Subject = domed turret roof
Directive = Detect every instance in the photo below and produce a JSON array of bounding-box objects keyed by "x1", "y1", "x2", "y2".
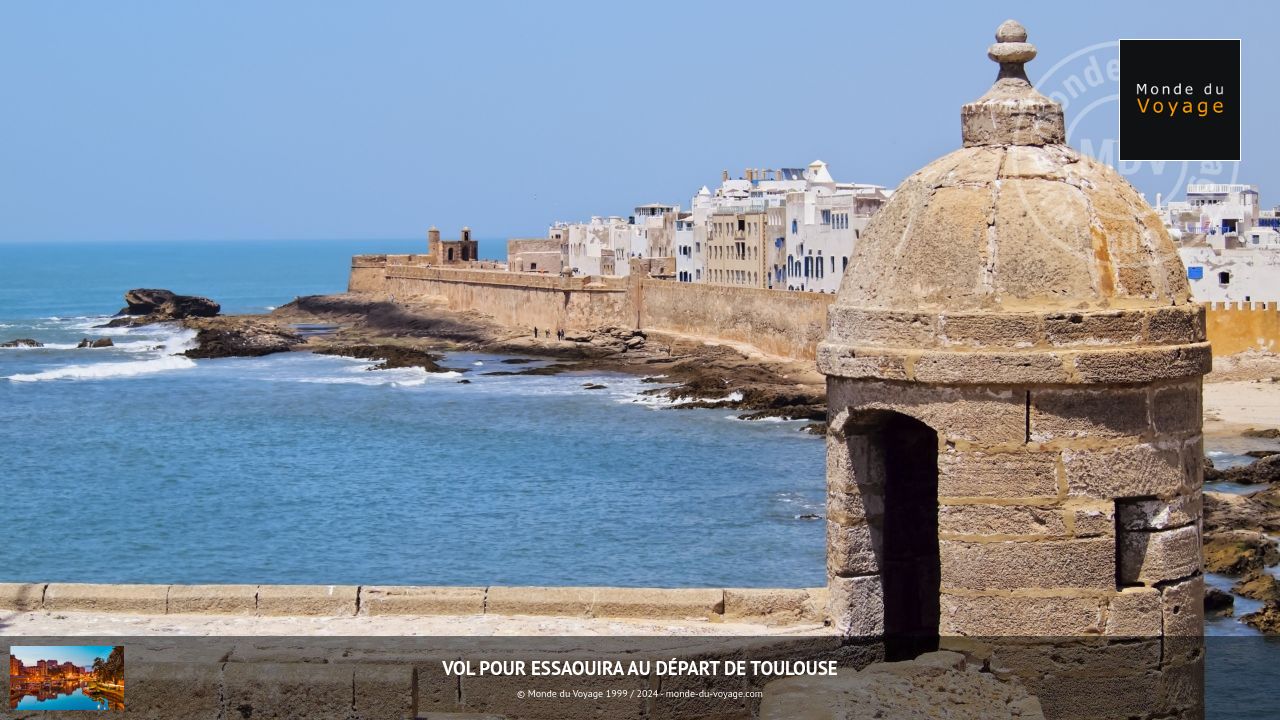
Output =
[{"x1": 836, "y1": 20, "x2": 1190, "y2": 313}]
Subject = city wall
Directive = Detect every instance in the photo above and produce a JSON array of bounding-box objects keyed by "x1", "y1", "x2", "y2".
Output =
[
  {"x1": 350, "y1": 257, "x2": 835, "y2": 360},
  {"x1": 1205, "y1": 301, "x2": 1280, "y2": 355}
]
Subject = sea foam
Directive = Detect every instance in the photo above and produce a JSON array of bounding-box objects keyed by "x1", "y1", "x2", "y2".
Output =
[{"x1": 6, "y1": 355, "x2": 197, "y2": 382}]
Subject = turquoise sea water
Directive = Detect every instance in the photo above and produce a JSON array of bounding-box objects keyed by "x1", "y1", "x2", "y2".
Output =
[{"x1": 0, "y1": 240, "x2": 827, "y2": 588}]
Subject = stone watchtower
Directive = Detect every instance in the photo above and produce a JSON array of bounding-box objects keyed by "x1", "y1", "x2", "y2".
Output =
[{"x1": 817, "y1": 19, "x2": 1209, "y2": 662}]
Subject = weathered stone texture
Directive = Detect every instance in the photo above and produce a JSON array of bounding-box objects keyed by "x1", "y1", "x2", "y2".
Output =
[
  {"x1": 722, "y1": 588, "x2": 827, "y2": 624},
  {"x1": 255, "y1": 584, "x2": 359, "y2": 617},
  {"x1": 1030, "y1": 387, "x2": 1150, "y2": 441},
  {"x1": 940, "y1": 594, "x2": 1104, "y2": 635},
  {"x1": 0, "y1": 582, "x2": 45, "y2": 611},
  {"x1": 828, "y1": 575, "x2": 884, "y2": 636},
  {"x1": 359, "y1": 585, "x2": 487, "y2": 616},
  {"x1": 42, "y1": 583, "x2": 169, "y2": 614},
  {"x1": 827, "y1": 520, "x2": 879, "y2": 576},
  {"x1": 938, "y1": 503, "x2": 1066, "y2": 537},
  {"x1": 1118, "y1": 525, "x2": 1202, "y2": 586},
  {"x1": 938, "y1": 449, "x2": 1060, "y2": 499},
  {"x1": 940, "y1": 538, "x2": 1114, "y2": 590},
  {"x1": 1117, "y1": 494, "x2": 1200, "y2": 531},
  {"x1": 1104, "y1": 587, "x2": 1163, "y2": 636},
  {"x1": 168, "y1": 584, "x2": 257, "y2": 615},
  {"x1": 830, "y1": 381, "x2": 1026, "y2": 444},
  {"x1": 1063, "y1": 443, "x2": 1191, "y2": 499}
]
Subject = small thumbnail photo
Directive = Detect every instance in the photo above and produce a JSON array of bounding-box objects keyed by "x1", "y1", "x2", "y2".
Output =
[{"x1": 9, "y1": 646, "x2": 124, "y2": 711}]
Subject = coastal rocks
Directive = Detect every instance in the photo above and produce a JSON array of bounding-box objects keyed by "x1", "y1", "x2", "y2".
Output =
[
  {"x1": 582, "y1": 383, "x2": 608, "y2": 390},
  {"x1": 182, "y1": 317, "x2": 304, "y2": 359},
  {"x1": 1204, "y1": 489, "x2": 1280, "y2": 534},
  {"x1": 76, "y1": 337, "x2": 114, "y2": 348},
  {"x1": 1232, "y1": 571, "x2": 1280, "y2": 602},
  {"x1": 119, "y1": 288, "x2": 221, "y2": 320},
  {"x1": 1202, "y1": 530, "x2": 1280, "y2": 575},
  {"x1": 1212, "y1": 454, "x2": 1280, "y2": 485},
  {"x1": 1242, "y1": 601, "x2": 1280, "y2": 633},
  {"x1": 1205, "y1": 588, "x2": 1235, "y2": 616},
  {"x1": 0, "y1": 338, "x2": 43, "y2": 347},
  {"x1": 1243, "y1": 427, "x2": 1280, "y2": 439},
  {"x1": 314, "y1": 344, "x2": 449, "y2": 372}
]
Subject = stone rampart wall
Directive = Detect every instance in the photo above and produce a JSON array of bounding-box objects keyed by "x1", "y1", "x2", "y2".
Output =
[{"x1": 1205, "y1": 301, "x2": 1280, "y2": 355}]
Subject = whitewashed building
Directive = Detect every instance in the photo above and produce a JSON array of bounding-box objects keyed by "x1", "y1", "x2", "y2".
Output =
[{"x1": 1157, "y1": 184, "x2": 1280, "y2": 302}]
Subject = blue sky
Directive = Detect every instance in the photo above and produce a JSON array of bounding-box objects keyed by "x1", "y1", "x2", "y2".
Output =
[
  {"x1": 11, "y1": 645, "x2": 115, "y2": 668},
  {"x1": 1, "y1": 1, "x2": 1275, "y2": 242}
]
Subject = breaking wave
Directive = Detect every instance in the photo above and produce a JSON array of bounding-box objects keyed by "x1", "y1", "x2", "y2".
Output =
[{"x1": 7, "y1": 355, "x2": 198, "y2": 382}]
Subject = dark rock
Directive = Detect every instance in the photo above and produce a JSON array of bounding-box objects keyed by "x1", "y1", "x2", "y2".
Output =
[
  {"x1": 118, "y1": 288, "x2": 220, "y2": 321},
  {"x1": 1246, "y1": 450, "x2": 1280, "y2": 459},
  {"x1": 1242, "y1": 600, "x2": 1280, "y2": 633},
  {"x1": 183, "y1": 318, "x2": 303, "y2": 359},
  {"x1": 1205, "y1": 588, "x2": 1235, "y2": 616},
  {"x1": 314, "y1": 344, "x2": 447, "y2": 372},
  {"x1": 0, "y1": 338, "x2": 43, "y2": 348},
  {"x1": 75, "y1": 337, "x2": 112, "y2": 348},
  {"x1": 1204, "y1": 490, "x2": 1280, "y2": 534},
  {"x1": 801, "y1": 422, "x2": 828, "y2": 436},
  {"x1": 582, "y1": 383, "x2": 608, "y2": 390},
  {"x1": 1204, "y1": 456, "x2": 1224, "y2": 483},
  {"x1": 1203, "y1": 530, "x2": 1280, "y2": 575},
  {"x1": 481, "y1": 365, "x2": 568, "y2": 377},
  {"x1": 500, "y1": 358, "x2": 537, "y2": 364},
  {"x1": 796, "y1": 514, "x2": 822, "y2": 521},
  {"x1": 457, "y1": 379, "x2": 472, "y2": 384},
  {"x1": 1243, "y1": 428, "x2": 1280, "y2": 439}
]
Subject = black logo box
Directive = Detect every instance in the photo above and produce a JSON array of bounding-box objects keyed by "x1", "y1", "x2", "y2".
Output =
[{"x1": 1119, "y1": 39, "x2": 1241, "y2": 162}]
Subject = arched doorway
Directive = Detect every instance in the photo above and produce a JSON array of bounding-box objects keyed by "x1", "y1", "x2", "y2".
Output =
[{"x1": 838, "y1": 410, "x2": 940, "y2": 660}]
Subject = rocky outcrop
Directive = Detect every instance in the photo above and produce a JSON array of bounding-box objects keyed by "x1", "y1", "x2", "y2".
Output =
[
  {"x1": 1205, "y1": 587, "x2": 1235, "y2": 616},
  {"x1": 313, "y1": 344, "x2": 450, "y2": 372},
  {"x1": 0, "y1": 338, "x2": 43, "y2": 348},
  {"x1": 76, "y1": 337, "x2": 114, "y2": 348},
  {"x1": 118, "y1": 288, "x2": 220, "y2": 320},
  {"x1": 1242, "y1": 601, "x2": 1280, "y2": 633},
  {"x1": 1209, "y1": 455, "x2": 1280, "y2": 485},
  {"x1": 1203, "y1": 530, "x2": 1280, "y2": 575},
  {"x1": 182, "y1": 317, "x2": 303, "y2": 359},
  {"x1": 1204, "y1": 489, "x2": 1280, "y2": 534},
  {"x1": 1232, "y1": 571, "x2": 1280, "y2": 602}
]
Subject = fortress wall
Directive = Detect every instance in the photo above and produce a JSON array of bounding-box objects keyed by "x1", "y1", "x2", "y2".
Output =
[
  {"x1": 382, "y1": 264, "x2": 629, "y2": 331},
  {"x1": 1205, "y1": 301, "x2": 1280, "y2": 355},
  {"x1": 637, "y1": 279, "x2": 835, "y2": 360},
  {"x1": 351, "y1": 258, "x2": 834, "y2": 360}
]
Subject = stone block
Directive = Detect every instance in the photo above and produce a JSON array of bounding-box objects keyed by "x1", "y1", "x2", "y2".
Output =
[
  {"x1": 1068, "y1": 502, "x2": 1115, "y2": 537},
  {"x1": 1146, "y1": 304, "x2": 1205, "y2": 344},
  {"x1": 722, "y1": 588, "x2": 826, "y2": 624},
  {"x1": 828, "y1": 575, "x2": 884, "y2": 637},
  {"x1": 827, "y1": 520, "x2": 879, "y2": 576},
  {"x1": 1044, "y1": 310, "x2": 1143, "y2": 346},
  {"x1": 42, "y1": 583, "x2": 169, "y2": 614},
  {"x1": 167, "y1": 584, "x2": 257, "y2": 614},
  {"x1": 125, "y1": 662, "x2": 225, "y2": 720},
  {"x1": 938, "y1": 449, "x2": 1061, "y2": 499},
  {"x1": 911, "y1": 350, "x2": 1071, "y2": 385},
  {"x1": 940, "y1": 593, "x2": 1104, "y2": 635},
  {"x1": 1116, "y1": 494, "x2": 1200, "y2": 531},
  {"x1": 938, "y1": 503, "x2": 1066, "y2": 538},
  {"x1": 0, "y1": 582, "x2": 45, "y2": 611},
  {"x1": 1063, "y1": 443, "x2": 1191, "y2": 499},
  {"x1": 826, "y1": 307, "x2": 939, "y2": 348},
  {"x1": 940, "y1": 538, "x2": 1114, "y2": 590},
  {"x1": 815, "y1": 346, "x2": 911, "y2": 380},
  {"x1": 1161, "y1": 574, "x2": 1205, "y2": 638},
  {"x1": 359, "y1": 586, "x2": 487, "y2": 616},
  {"x1": 222, "y1": 662, "x2": 354, "y2": 720},
  {"x1": 255, "y1": 584, "x2": 359, "y2": 616},
  {"x1": 1152, "y1": 381, "x2": 1203, "y2": 435},
  {"x1": 1029, "y1": 387, "x2": 1150, "y2": 441},
  {"x1": 353, "y1": 664, "x2": 416, "y2": 720},
  {"x1": 591, "y1": 587, "x2": 724, "y2": 619},
  {"x1": 1118, "y1": 525, "x2": 1201, "y2": 586},
  {"x1": 1104, "y1": 587, "x2": 1162, "y2": 636},
  {"x1": 939, "y1": 312, "x2": 1042, "y2": 348},
  {"x1": 1071, "y1": 344, "x2": 1212, "y2": 384}
]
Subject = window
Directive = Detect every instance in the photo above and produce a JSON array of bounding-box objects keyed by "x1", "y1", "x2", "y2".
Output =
[
  {"x1": 791, "y1": 219, "x2": 798, "y2": 235},
  {"x1": 1218, "y1": 271, "x2": 1231, "y2": 285},
  {"x1": 1187, "y1": 266, "x2": 1203, "y2": 280}
]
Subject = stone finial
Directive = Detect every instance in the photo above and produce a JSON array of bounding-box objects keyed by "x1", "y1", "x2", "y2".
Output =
[
  {"x1": 988, "y1": 20, "x2": 1036, "y2": 80},
  {"x1": 961, "y1": 20, "x2": 1064, "y2": 147}
]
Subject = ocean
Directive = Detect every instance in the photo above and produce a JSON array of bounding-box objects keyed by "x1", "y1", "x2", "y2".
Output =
[{"x1": 0, "y1": 240, "x2": 827, "y2": 588}]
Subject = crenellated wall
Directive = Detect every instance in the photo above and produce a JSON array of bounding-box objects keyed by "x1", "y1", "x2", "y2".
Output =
[{"x1": 1205, "y1": 301, "x2": 1280, "y2": 355}]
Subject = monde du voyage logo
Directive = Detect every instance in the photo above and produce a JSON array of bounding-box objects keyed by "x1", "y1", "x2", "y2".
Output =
[{"x1": 1119, "y1": 39, "x2": 1241, "y2": 161}]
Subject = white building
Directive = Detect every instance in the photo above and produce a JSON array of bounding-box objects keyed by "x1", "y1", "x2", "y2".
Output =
[
  {"x1": 1158, "y1": 184, "x2": 1280, "y2": 302},
  {"x1": 781, "y1": 161, "x2": 890, "y2": 293}
]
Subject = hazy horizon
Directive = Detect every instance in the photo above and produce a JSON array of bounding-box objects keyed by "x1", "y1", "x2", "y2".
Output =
[{"x1": 2, "y1": 1, "x2": 1275, "y2": 243}]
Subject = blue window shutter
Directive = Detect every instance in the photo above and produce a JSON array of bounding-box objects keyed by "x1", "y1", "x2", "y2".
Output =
[{"x1": 1187, "y1": 266, "x2": 1203, "y2": 280}]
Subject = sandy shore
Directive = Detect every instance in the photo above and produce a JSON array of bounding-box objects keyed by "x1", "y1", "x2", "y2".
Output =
[
  {"x1": 0, "y1": 610, "x2": 828, "y2": 637},
  {"x1": 1204, "y1": 380, "x2": 1280, "y2": 437}
]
